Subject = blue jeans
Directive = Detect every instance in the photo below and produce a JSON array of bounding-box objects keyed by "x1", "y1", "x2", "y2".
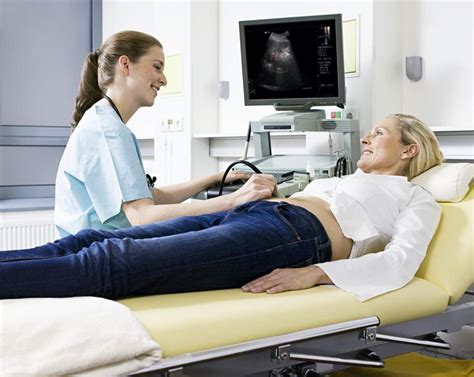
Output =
[{"x1": 0, "y1": 201, "x2": 331, "y2": 299}]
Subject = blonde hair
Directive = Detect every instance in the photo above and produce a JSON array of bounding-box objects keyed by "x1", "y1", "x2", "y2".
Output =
[
  {"x1": 71, "y1": 31, "x2": 163, "y2": 130},
  {"x1": 388, "y1": 114, "x2": 444, "y2": 179}
]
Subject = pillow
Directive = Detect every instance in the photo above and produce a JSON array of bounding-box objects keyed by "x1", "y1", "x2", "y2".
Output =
[{"x1": 412, "y1": 163, "x2": 474, "y2": 202}]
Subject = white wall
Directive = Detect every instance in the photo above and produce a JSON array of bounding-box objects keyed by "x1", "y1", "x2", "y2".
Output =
[
  {"x1": 189, "y1": 1, "x2": 220, "y2": 180},
  {"x1": 401, "y1": 1, "x2": 473, "y2": 129},
  {"x1": 371, "y1": 0, "x2": 473, "y2": 130},
  {"x1": 372, "y1": 0, "x2": 403, "y2": 123}
]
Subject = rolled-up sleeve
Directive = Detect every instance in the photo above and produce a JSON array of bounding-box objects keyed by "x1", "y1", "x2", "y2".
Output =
[{"x1": 318, "y1": 187, "x2": 441, "y2": 301}]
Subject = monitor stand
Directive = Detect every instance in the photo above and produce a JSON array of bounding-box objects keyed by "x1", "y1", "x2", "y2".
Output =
[
  {"x1": 273, "y1": 101, "x2": 326, "y2": 116},
  {"x1": 271, "y1": 102, "x2": 326, "y2": 122}
]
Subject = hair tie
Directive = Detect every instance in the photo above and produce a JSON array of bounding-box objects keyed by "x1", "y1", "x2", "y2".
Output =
[{"x1": 94, "y1": 48, "x2": 101, "y2": 56}]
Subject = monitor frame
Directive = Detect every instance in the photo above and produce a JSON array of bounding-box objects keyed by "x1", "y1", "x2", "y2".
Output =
[{"x1": 239, "y1": 14, "x2": 346, "y2": 109}]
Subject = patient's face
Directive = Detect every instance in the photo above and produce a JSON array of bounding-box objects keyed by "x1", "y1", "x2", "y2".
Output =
[{"x1": 357, "y1": 118, "x2": 407, "y2": 175}]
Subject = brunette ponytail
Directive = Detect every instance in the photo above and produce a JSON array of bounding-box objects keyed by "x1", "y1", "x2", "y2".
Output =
[{"x1": 71, "y1": 50, "x2": 103, "y2": 130}]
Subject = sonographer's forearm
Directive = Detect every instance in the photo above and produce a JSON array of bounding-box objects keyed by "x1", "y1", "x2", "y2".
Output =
[{"x1": 152, "y1": 173, "x2": 221, "y2": 204}]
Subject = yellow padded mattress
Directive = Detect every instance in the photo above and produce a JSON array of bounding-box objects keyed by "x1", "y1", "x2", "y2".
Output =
[{"x1": 119, "y1": 278, "x2": 448, "y2": 357}]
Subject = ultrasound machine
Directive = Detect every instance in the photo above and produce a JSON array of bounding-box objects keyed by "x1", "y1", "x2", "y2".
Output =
[{"x1": 205, "y1": 14, "x2": 360, "y2": 198}]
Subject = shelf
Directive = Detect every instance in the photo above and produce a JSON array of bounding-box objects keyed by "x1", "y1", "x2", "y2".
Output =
[
  {"x1": 193, "y1": 132, "x2": 307, "y2": 139},
  {"x1": 431, "y1": 127, "x2": 474, "y2": 134}
]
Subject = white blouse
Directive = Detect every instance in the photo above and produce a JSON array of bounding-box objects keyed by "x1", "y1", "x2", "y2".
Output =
[{"x1": 291, "y1": 169, "x2": 441, "y2": 301}]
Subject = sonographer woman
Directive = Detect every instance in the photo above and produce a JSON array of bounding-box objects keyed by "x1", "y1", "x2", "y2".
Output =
[{"x1": 54, "y1": 30, "x2": 276, "y2": 237}]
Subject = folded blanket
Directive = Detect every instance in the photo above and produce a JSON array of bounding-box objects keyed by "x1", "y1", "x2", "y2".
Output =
[{"x1": 0, "y1": 297, "x2": 161, "y2": 375}]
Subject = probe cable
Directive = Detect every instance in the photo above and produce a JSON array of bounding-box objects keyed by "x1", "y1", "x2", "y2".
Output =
[
  {"x1": 334, "y1": 149, "x2": 350, "y2": 177},
  {"x1": 335, "y1": 157, "x2": 347, "y2": 177},
  {"x1": 218, "y1": 160, "x2": 262, "y2": 196},
  {"x1": 241, "y1": 122, "x2": 252, "y2": 160}
]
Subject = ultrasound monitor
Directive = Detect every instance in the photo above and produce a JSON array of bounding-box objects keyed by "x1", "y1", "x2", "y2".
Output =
[{"x1": 239, "y1": 14, "x2": 345, "y2": 110}]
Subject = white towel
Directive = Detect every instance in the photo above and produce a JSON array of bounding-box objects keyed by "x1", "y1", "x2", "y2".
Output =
[{"x1": 0, "y1": 296, "x2": 161, "y2": 376}]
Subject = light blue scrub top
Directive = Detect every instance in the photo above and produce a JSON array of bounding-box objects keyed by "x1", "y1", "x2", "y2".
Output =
[{"x1": 54, "y1": 103, "x2": 152, "y2": 237}]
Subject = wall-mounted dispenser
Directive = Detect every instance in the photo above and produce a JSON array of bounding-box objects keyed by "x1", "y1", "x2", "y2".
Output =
[
  {"x1": 406, "y1": 56, "x2": 423, "y2": 82},
  {"x1": 218, "y1": 81, "x2": 229, "y2": 100}
]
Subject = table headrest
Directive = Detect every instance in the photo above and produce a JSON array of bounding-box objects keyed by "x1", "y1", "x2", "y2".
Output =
[{"x1": 411, "y1": 163, "x2": 474, "y2": 202}]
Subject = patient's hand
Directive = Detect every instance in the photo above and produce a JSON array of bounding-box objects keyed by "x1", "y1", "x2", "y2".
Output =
[{"x1": 242, "y1": 266, "x2": 332, "y2": 294}]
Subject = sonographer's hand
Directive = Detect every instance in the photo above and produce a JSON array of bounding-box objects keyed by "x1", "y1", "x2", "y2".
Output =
[
  {"x1": 229, "y1": 174, "x2": 277, "y2": 205},
  {"x1": 219, "y1": 170, "x2": 251, "y2": 184}
]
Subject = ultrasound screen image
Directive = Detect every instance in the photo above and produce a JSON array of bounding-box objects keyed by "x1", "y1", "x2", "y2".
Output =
[
  {"x1": 244, "y1": 19, "x2": 340, "y2": 101},
  {"x1": 258, "y1": 31, "x2": 303, "y2": 91}
]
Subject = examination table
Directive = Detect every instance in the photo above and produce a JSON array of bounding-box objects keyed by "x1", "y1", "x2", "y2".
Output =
[
  {"x1": 119, "y1": 165, "x2": 474, "y2": 376},
  {"x1": 1, "y1": 165, "x2": 472, "y2": 376}
]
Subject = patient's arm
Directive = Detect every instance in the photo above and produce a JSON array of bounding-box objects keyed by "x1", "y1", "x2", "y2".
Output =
[{"x1": 242, "y1": 266, "x2": 333, "y2": 294}]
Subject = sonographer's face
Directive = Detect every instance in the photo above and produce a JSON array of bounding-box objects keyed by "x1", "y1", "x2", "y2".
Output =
[
  {"x1": 357, "y1": 118, "x2": 408, "y2": 176},
  {"x1": 127, "y1": 46, "x2": 167, "y2": 107}
]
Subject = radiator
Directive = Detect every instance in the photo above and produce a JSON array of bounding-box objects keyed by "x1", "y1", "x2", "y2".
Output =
[{"x1": 0, "y1": 210, "x2": 56, "y2": 251}]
